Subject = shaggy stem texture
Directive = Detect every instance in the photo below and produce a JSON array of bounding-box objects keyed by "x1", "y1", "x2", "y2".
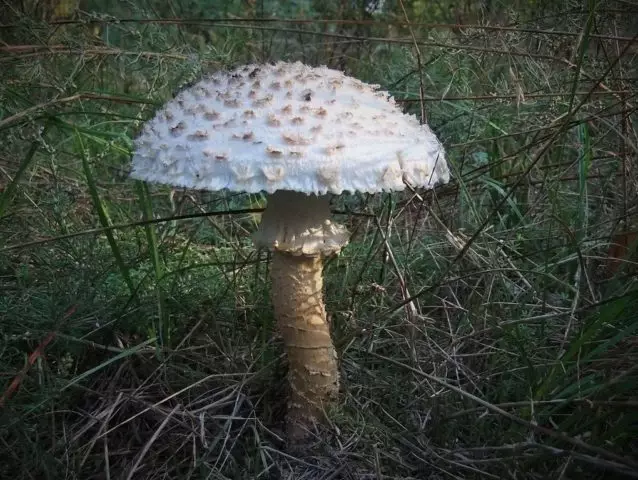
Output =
[
  {"x1": 254, "y1": 191, "x2": 349, "y2": 439},
  {"x1": 270, "y1": 251, "x2": 339, "y2": 438}
]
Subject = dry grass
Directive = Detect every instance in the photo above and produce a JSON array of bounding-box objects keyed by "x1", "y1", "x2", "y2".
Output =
[{"x1": 1, "y1": 0, "x2": 637, "y2": 478}]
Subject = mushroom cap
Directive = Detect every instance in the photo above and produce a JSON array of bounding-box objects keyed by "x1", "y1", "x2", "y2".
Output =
[{"x1": 131, "y1": 61, "x2": 450, "y2": 195}]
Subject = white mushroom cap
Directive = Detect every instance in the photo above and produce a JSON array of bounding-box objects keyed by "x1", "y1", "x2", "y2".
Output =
[{"x1": 131, "y1": 61, "x2": 450, "y2": 195}]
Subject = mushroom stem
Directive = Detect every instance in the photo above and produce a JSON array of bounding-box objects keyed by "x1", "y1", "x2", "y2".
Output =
[
  {"x1": 270, "y1": 251, "x2": 338, "y2": 437},
  {"x1": 254, "y1": 190, "x2": 350, "y2": 438}
]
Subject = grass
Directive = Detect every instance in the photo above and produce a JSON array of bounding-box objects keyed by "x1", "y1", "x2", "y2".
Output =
[{"x1": 1, "y1": 0, "x2": 637, "y2": 478}]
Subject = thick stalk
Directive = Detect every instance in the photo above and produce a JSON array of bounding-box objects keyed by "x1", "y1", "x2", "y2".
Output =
[
  {"x1": 254, "y1": 190, "x2": 349, "y2": 438},
  {"x1": 270, "y1": 251, "x2": 339, "y2": 438}
]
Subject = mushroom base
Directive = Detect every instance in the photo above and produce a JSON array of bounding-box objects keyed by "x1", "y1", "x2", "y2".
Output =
[{"x1": 270, "y1": 251, "x2": 339, "y2": 439}]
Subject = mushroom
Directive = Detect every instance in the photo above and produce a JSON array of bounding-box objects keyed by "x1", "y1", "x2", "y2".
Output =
[{"x1": 130, "y1": 61, "x2": 450, "y2": 439}]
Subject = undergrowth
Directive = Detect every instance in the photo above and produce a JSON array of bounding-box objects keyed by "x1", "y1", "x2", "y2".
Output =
[{"x1": 1, "y1": 0, "x2": 637, "y2": 478}]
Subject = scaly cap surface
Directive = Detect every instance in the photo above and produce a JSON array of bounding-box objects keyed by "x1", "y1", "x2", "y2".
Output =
[{"x1": 131, "y1": 61, "x2": 449, "y2": 195}]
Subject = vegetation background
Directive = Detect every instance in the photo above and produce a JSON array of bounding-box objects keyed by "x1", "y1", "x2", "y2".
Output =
[{"x1": 1, "y1": 0, "x2": 637, "y2": 478}]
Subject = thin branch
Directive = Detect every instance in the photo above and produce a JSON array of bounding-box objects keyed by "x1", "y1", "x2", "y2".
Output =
[
  {"x1": 368, "y1": 351, "x2": 638, "y2": 471},
  {"x1": 0, "y1": 209, "x2": 263, "y2": 253},
  {"x1": 2, "y1": 17, "x2": 636, "y2": 43},
  {"x1": 0, "y1": 93, "x2": 155, "y2": 129},
  {"x1": 398, "y1": 0, "x2": 426, "y2": 122}
]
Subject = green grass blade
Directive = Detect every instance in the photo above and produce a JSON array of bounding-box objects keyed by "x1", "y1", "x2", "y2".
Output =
[
  {"x1": 61, "y1": 337, "x2": 157, "y2": 391},
  {"x1": 481, "y1": 176, "x2": 524, "y2": 224},
  {"x1": 567, "y1": 0, "x2": 597, "y2": 114},
  {"x1": 0, "y1": 126, "x2": 47, "y2": 218},
  {"x1": 77, "y1": 130, "x2": 135, "y2": 294},
  {"x1": 135, "y1": 180, "x2": 170, "y2": 348}
]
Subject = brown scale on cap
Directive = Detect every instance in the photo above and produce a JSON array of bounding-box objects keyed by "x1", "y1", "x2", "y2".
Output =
[
  {"x1": 224, "y1": 98, "x2": 241, "y2": 108},
  {"x1": 314, "y1": 107, "x2": 327, "y2": 117},
  {"x1": 232, "y1": 131, "x2": 255, "y2": 141},
  {"x1": 243, "y1": 109, "x2": 256, "y2": 119},
  {"x1": 284, "y1": 79, "x2": 293, "y2": 88},
  {"x1": 267, "y1": 114, "x2": 281, "y2": 127},
  {"x1": 266, "y1": 146, "x2": 284, "y2": 157},
  {"x1": 204, "y1": 109, "x2": 220, "y2": 120},
  {"x1": 281, "y1": 104, "x2": 293, "y2": 115},
  {"x1": 282, "y1": 133, "x2": 311, "y2": 145},
  {"x1": 270, "y1": 81, "x2": 282, "y2": 91},
  {"x1": 170, "y1": 121, "x2": 186, "y2": 137},
  {"x1": 253, "y1": 95, "x2": 274, "y2": 108},
  {"x1": 187, "y1": 130, "x2": 209, "y2": 141},
  {"x1": 228, "y1": 74, "x2": 242, "y2": 85},
  {"x1": 291, "y1": 117, "x2": 304, "y2": 125},
  {"x1": 201, "y1": 149, "x2": 229, "y2": 161}
]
